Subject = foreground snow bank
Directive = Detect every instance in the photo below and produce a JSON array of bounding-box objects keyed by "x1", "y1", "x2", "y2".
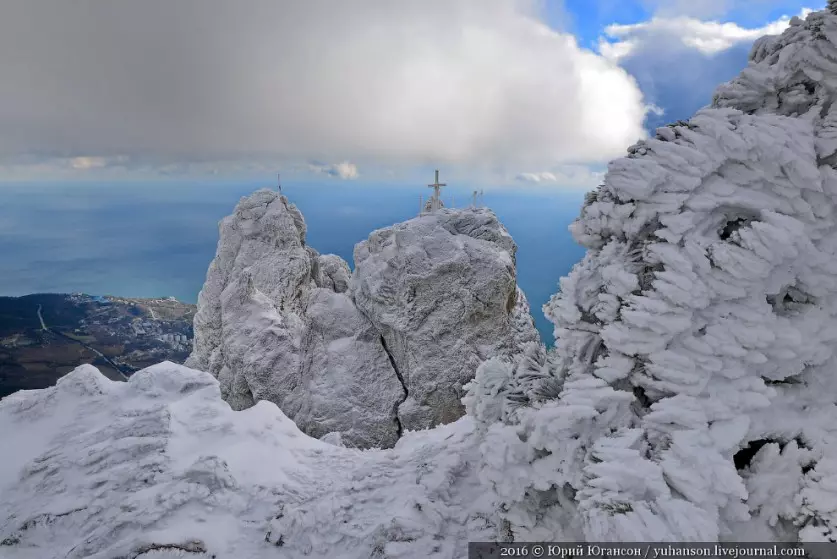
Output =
[{"x1": 0, "y1": 363, "x2": 493, "y2": 559}]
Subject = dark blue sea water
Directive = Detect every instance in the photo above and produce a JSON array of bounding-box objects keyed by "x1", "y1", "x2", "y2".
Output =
[{"x1": 0, "y1": 181, "x2": 588, "y2": 346}]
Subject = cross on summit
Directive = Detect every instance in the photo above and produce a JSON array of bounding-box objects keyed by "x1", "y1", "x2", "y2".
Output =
[{"x1": 427, "y1": 169, "x2": 446, "y2": 212}]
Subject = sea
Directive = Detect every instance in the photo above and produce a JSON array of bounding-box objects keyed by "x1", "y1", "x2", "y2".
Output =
[{"x1": 0, "y1": 181, "x2": 588, "y2": 346}]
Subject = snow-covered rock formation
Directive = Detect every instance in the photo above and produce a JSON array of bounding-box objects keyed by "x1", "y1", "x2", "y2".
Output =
[
  {"x1": 314, "y1": 253, "x2": 352, "y2": 293},
  {"x1": 185, "y1": 190, "x2": 405, "y2": 448},
  {"x1": 465, "y1": 4, "x2": 837, "y2": 543},
  {"x1": 187, "y1": 191, "x2": 537, "y2": 446},
  {"x1": 353, "y1": 208, "x2": 539, "y2": 430}
]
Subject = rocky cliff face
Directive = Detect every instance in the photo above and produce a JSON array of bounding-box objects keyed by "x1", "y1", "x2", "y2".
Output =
[
  {"x1": 284, "y1": 287, "x2": 405, "y2": 449},
  {"x1": 187, "y1": 191, "x2": 538, "y2": 446},
  {"x1": 186, "y1": 190, "x2": 405, "y2": 448},
  {"x1": 186, "y1": 189, "x2": 313, "y2": 409},
  {"x1": 352, "y1": 208, "x2": 538, "y2": 430}
]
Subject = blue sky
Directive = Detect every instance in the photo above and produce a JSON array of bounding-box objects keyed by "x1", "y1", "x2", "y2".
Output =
[
  {"x1": 0, "y1": 0, "x2": 826, "y2": 189},
  {"x1": 554, "y1": 0, "x2": 818, "y2": 45},
  {"x1": 548, "y1": 0, "x2": 653, "y2": 48},
  {"x1": 559, "y1": 0, "x2": 824, "y2": 131}
]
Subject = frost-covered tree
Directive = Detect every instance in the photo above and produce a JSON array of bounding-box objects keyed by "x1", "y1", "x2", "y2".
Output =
[{"x1": 466, "y1": 6, "x2": 837, "y2": 543}]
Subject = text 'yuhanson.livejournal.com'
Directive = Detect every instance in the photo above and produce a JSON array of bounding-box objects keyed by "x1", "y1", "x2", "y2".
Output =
[{"x1": 468, "y1": 542, "x2": 821, "y2": 559}]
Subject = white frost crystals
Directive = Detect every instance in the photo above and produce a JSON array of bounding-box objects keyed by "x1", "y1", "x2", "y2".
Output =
[{"x1": 465, "y1": 5, "x2": 837, "y2": 544}]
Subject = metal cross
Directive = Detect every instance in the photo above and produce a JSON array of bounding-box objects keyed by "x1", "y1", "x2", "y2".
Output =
[{"x1": 427, "y1": 169, "x2": 446, "y2": 210}]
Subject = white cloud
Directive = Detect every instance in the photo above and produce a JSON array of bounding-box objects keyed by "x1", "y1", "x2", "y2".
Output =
[
  {"x1": 594, "y1": 6, "x2": 821, "y2": 136},
  {"x1": 69, "y1": 157, "x2": 107, "y2": 170},
  {"x1": 515, "y1": 165, "x2": 605, "y2": 189},
  {"x1": 0, "y1": 0, "x2": 649, "y2": 177},
  {"x1": 638, "y1": 0, "x2": 819, "y2": 19},
  {"x1": 309, "y1": 161, "x2": 360, "y2": 180},
  {"x1": 0, "y1": 155, "x2": 280, "y2": 181},
  {"x1": 68, "y1": 155, "x2": 130, "y2": 170},
  {"x1": 600, "y1": 8, "x2": 815, "y2": 61},
  {"x1": 646, "y1": 104, "x2": 666, "y2": 117}
]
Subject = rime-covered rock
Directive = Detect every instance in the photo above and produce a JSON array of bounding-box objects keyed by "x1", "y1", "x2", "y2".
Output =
[
  {"x1": 285, "y1": 287, "x2": 405, "y2": 449},
  {"x1": 510, "y1": 286, "x2": 542, "y2": 350},
  {"x1": 314, "y1": 253, "x2": 352, "y2": 294},
  {"x1": 465, "y1": 6, "x2": 837, "y2": 543},
  {"x1": 186, "y1": 190, "x2": 403, "y2": 448},
  {"x1": 186, "y1": 189, "x2": 314, "y2": 408},
  {"x1": 189, "y1": 194, "x2": 539, "y2": 443},
  {"x1": 352, "y1": 208, "x2": 538, "y2": 431}
]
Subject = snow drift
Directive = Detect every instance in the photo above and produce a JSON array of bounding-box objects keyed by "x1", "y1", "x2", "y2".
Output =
[
  {"x1": 5, "y1": 5, "x2": 837, "y2": 555},
  {"x1": 0, "y1": 363, "x2": 492, "y2": 558}
]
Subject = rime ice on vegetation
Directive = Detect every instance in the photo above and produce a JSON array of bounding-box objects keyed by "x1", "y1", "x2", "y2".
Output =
[{"x1": 465, "y1": 6, "x2": 837, "y2": 543}]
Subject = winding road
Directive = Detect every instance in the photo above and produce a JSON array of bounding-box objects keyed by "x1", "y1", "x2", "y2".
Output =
[{"x1": 37, "y1": 304, "x2": 47, "y2": 330}]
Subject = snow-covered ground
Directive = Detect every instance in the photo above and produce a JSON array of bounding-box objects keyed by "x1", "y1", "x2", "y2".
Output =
[{"x1": 0, "y1": 363, "x2": 494, "y2": 558}]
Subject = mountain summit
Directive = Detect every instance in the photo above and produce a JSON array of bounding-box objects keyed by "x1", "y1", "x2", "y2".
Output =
[
  {"x1": 4, "y1": 6, "x2": 837, "y2": 556},
  {"x1": 186, "y1": 189, "x2": 539, "y2": 448}
]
